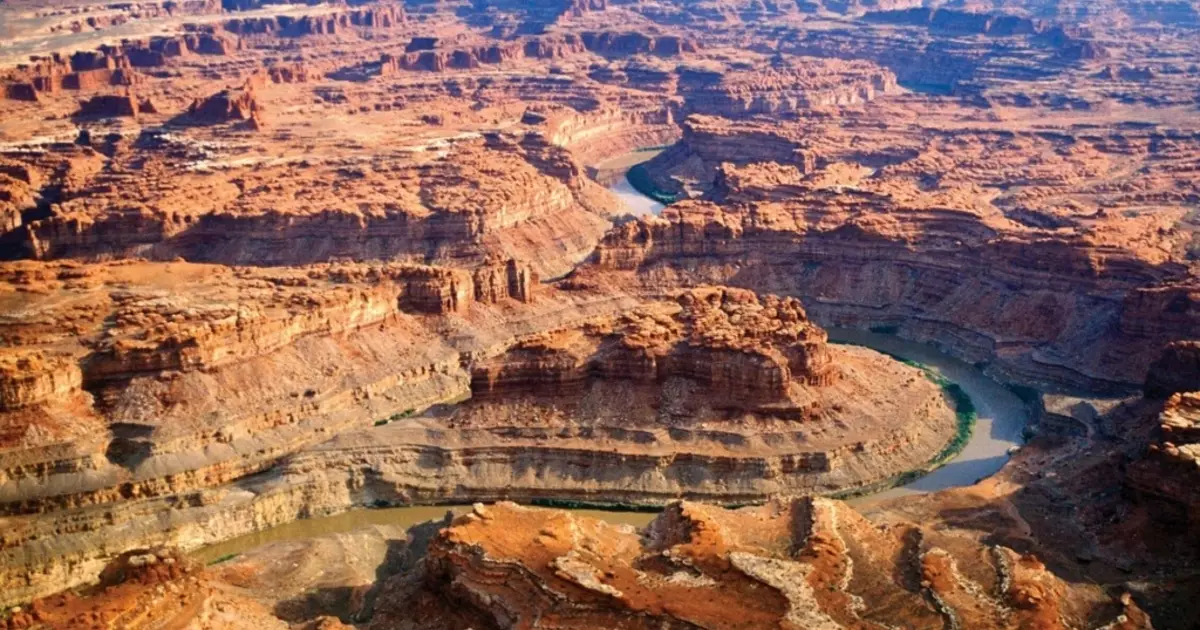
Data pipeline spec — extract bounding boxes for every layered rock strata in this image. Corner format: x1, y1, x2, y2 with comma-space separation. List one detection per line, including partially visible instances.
0, 547, 290, 630
0, 259, 535, 511
222, 4, 405, 37
370, 500, 1151, 629
12, 133, 616, 279
0, 272, 957, 606
601, 106, 1200, 393
473, 287, 838, 408
1128, 377, 1200, 541
1, 0, 1199, 623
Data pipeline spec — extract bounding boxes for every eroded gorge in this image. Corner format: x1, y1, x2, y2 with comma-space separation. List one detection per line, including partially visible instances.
0, 0, 1198, 627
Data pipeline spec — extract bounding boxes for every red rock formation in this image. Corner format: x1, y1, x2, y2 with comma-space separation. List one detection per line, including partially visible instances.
1145, 341, 1200, 398
0, 353, 82, 412
378, 34, 590, 73
16, 132, 614, 279
265, 62, 313, 84
186, 81, 262, 124
0, 547, 285, 630
679, 59, 898, 116
76, 92, 156, 118
4, 83, 39, 102
222, 4, 405, 37
2, 51, 135, 100
1, 0, 1199, 620
580, 31, 699, 57
472, 287, 836, 412
369, 501, 1151, 629
0, 160, 41, 234
472, 257, 537, 304
1128, 391, 1200, 541
2, 31, 238, 101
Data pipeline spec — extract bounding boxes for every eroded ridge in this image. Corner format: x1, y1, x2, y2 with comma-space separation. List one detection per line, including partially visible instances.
472, 286, 839, 414
371, 500, 1151, 629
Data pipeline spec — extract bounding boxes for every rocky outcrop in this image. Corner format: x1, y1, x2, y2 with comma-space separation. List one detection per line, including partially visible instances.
125, 30, 241, 65
2, 52, 136, 101
0, 160, 41, 235
374, 29, 695, 75
0, 259, 540, 508
0, 270, 957, 605
378, 33, 591, 73
76, 92, 156, 118
369, 500, 1151, 629
0, 546, 287, 630
865, 7, 1046, 35
1127, 392, 1200, 541
17, 133, 615, 279
1145, 341, 1200, 398
678, 58, 898, 117
596, 109, 1200, 393
0, 353, 82, 412
2, 31, 237, 101
472, 287, 837, 411
580, 31, 699, 57
783, 8, 1103, 94
62, 261, 539, 385
186, 81, 262, 125
864, 7, 1105, 60
221, 5, 405, 37
265, 62, 314, 84
472, 257, 537, 305
589, 195, 1191, 392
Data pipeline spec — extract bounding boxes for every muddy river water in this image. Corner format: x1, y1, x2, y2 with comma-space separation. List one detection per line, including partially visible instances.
194, 162, 1029, 562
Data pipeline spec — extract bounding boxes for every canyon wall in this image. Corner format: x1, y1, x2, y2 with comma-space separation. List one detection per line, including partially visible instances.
590, 199, 1193, 392
14, 133, 616, 279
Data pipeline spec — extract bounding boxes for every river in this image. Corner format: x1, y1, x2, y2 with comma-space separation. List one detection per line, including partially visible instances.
610, 176, 666, 217
193, 160, 1029, 561
595, 149, 666, 217
828, 329, 1027, 505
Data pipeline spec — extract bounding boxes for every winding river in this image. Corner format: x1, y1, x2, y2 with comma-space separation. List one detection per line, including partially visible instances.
609, 176, 666, 217
828, 329, 1027, 505
194, 159, 1029, 561
594, 149, 667, 217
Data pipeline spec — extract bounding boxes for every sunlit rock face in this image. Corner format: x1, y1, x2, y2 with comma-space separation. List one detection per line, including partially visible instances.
0, 0, 1199, 623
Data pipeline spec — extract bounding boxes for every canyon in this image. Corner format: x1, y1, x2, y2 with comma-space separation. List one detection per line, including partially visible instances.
0, 0, 1199, 627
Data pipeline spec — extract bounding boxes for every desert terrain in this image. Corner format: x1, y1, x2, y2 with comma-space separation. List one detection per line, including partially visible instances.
0, 0, 1198, 627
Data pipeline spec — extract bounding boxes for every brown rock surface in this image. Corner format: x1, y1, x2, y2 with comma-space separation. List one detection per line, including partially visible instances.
0, 265, 955, 606
367, 500, 1149, 629
0, 0, 1200, 625
1145, 341, 1200, 399
1127, 392, 1200, 540
187, 81, 262, 124
472, 286, 838, 410
0, 547, 287, 630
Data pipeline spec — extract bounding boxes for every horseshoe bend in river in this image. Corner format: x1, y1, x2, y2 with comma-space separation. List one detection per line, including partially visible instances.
5, 4, 1198, 623
196, 167, 1030, 561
